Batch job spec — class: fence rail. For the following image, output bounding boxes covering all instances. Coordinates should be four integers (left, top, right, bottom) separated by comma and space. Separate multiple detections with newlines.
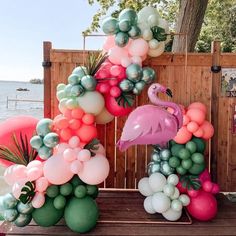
6, 96, 43, 108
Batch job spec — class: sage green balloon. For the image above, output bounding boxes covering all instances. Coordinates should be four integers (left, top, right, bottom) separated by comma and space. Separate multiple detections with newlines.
60, 183, 73, 196
71, 85, 84, 97
126, 64, 143, 82
119, 9, 137, 25
86, 185, 98, 198
36, 118, 53, 136
66, 98, 79, 109
72, 66, 88, 78
32, 197, 64, 227
132, 87, 141, 95
57, 83, 66, 91
56, 90, 66, 101
4, 209, 18, 222
46, 185, 59, 198
135, 81, 146, 91
118, 19, 131, 32
43, 132, 59, 148
81, 75, 97, 91
64, 84, 73, 97
53, 195, 66, 210
30, 135, 43, 150
17, 202, 33, 214
160, 161, 175, 176
128, 25, 141, 39
151, 151, 162, 163
3, 193, 18, 209
115, 32, 129, 47
160, 149, 171, 161
64, 196, 99, 233
141, 67, 156, 84
119, 79, 134, 92
70, 175, 84, 187
14, 213, 32, 227
102, 17, 119, 35
68, 74, 79, 85
74, 185, 87, 199
38, 145, 53, 160
147, 162, 161, 176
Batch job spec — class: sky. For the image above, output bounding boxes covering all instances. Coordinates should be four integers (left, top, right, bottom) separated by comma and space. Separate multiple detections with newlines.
0, 0, 105, 81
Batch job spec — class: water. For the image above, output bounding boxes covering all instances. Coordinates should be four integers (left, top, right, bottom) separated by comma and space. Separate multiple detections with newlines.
0, 81, 44, 194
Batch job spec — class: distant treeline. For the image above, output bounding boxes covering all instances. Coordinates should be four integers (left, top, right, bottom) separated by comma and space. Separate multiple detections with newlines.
30, 78, 44, 84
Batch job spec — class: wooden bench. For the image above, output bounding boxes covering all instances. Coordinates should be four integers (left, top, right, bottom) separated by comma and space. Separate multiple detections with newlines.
2, 190, 236, 236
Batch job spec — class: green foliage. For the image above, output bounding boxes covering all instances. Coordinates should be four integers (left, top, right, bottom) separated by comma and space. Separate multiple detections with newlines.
19, 181, 36, 204
84, 138, 100, 156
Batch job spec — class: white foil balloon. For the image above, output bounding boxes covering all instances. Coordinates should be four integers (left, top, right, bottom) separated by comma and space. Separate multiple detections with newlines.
152, 192, 171, 213
144, 196, 156, 214
162, 208, 182, 221
138, 177, 154, 197
148, 173, 166, 192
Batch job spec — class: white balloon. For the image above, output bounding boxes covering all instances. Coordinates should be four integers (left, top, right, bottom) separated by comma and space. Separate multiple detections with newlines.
142, 29, 153, 41
144, 196, 156, 214
158, 18, 169, 33
152, 192, 171, 213
179, 194, 190, 206
171, 199, 183, 212
138, 177, 154, 197
148, 14, 159, 27
170, 187, 180, 200
138, 6, 160, 25
167, 174, 179, 186
149, 39, 159, 49
77, 91, 105, 116
162, 207, 182, 221
148, 173, 166, 192
163, 184, 175, 197
148, 41, 165, 57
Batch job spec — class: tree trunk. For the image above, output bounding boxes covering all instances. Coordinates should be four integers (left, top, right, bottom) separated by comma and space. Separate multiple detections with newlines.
172, 0, 208, 52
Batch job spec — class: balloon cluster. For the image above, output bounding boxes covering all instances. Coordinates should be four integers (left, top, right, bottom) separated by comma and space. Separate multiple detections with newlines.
174, 102, 214, 144
0, 193, 33, 227
138, 173, 190, 221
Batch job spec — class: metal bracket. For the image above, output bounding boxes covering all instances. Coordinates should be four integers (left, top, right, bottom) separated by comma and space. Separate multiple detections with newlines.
42, 61, 52, 68
211, 65, 221, 73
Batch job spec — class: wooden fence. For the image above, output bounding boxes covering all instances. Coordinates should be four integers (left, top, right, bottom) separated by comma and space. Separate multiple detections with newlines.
43, 41, 236, 191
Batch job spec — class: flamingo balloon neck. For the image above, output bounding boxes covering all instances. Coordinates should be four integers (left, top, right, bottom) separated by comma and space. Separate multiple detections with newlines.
149, 94, 183, 129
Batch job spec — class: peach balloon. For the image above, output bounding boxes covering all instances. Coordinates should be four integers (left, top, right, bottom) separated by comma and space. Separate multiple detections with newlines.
43, 153, 74, 185
54, 117, 69, 129
76, 124, 97, 143
201, 121, 214, 140
187, 121, 199, 133
82, 114, 95, 125
60, 128, 72, 141
174, 126, 192, 144
32, 192, 45, 208
78, 154, 110, 185
69, 119, 81, 130
193, 127, 204, 137
188, 102, 207, 114
63, 109, 72, 118
183, 115, 190, 126
186, 108, 206, 125
35, 177, 49, 192
71, 108, 84, 119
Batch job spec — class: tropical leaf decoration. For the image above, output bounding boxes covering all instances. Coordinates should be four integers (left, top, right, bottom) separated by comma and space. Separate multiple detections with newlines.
86, 51, 108, 76
84, 138, 100, 156
180, 175, 202, 190
151, 26, 167, 42
116, 93, 135, 108
0, 133, 38, 166
19, 181, 36, 204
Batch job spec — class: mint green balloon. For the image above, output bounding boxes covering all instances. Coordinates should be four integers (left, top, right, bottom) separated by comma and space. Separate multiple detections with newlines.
102, 17, 119, 35
68, 74, 80, 85
72, 66, 88, 78
32, 197, 64, 227
17, 202, 33, 215
3, 193, 18, 209
133, 87, 141, 95
53, 195, 66, 210
14, 213, 32, 227
56, 83, 66, 91
38, 145, 53, 160
64, 196, 99, 233
148, 162, 161, 176
126, 64, 143, 82
71, 85, 84, 97
81, 75, 97, 91
141, 67, 156, 84
30, 135, 43, 149
135, 81, 146, 91
119, 79, 134, 92
46, 185, 59, 198
66, 98, 79, 109
43, 132, 59, 148
118, 19, 131, 32
151, 151, 162, 163
115, 32, 129, 47
64, 84, 73, 97
119, 9, 137, 25
128, 25, 141, 39
4, 209, 18, 222
56, 90, 66, 101
36, 118, 53, 136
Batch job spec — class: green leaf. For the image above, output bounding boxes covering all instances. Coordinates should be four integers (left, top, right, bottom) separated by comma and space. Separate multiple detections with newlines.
180, 175, 202, 190
84, 139, 101, 156
115, 93, 135, 108
151, 26, 167, 42
19, 181, 36, 204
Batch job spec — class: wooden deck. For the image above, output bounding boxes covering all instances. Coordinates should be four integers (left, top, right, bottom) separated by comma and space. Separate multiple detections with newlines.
2, 190, 236, 236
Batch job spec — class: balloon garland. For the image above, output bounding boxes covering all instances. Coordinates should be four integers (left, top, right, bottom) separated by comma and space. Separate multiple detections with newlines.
0, 6, 219, 234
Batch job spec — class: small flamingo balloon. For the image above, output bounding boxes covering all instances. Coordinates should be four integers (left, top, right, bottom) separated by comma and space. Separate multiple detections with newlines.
117, 83, 183, 151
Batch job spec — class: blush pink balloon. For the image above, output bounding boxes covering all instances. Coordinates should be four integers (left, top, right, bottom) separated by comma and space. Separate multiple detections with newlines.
63, 148, 77, 162
70, 160, 83, 174
27, 160, 43, 170
56, 143, 70, 154
92, 144, 106, 156
121, 56, 132, 67
128, 38, 149, 57
109, 46, 129, 65
12, 179, 27, 199
131, 56, 142, 66
43, 153, 74, 185
35, 177, 49, 192
77, 149, 91, 162
27, 167, 43, 181
68, 136, 80, 148
174, 126, 192, 144
78, 154, 110, 185
32, 192, 45, 208
4, 165, 26, 185
14, 165, 27, 179
103, 35, 116, 52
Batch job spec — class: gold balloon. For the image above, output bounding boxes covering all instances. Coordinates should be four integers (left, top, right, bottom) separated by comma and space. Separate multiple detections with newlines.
95, 107, 114, 124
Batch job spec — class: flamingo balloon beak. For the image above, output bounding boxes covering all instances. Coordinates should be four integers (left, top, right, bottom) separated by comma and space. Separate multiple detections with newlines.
166, 88, 173, 97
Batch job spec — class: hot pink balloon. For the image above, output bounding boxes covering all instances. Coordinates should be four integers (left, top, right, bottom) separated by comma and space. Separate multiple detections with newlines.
43, 153, 74, 185
128, 38, 149, 57
32, 192, 45, 209
78, 154, 110, 185
35, 177, 49, 192
110, 65, 122, 77
117, 84, 183, 151
109, 46, 129, 65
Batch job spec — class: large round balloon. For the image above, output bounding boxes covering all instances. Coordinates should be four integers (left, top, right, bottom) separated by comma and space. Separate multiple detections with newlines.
64, 196, 99, 233
0, 116, 38, 166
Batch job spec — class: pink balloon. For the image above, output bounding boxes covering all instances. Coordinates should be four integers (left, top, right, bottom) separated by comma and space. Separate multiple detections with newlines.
14, 165, 27, 179
70, 160, 83, 174
77, 149, 91, 162
4, 165, 27, 185
103, 35, 116, 52
56, 143, 70, 154
63, 148, 77, 162
12, 179, 27, 198
68, 136, 80, 148
32, 192, 45, 208
174, 126, 192, 144
27, 160, 43, 170
109, 46, 129, 65
200, 120, 214, 140
128, 38, 149, 57
78, 154, 110, 185
121, 56, 132, 67
43, 153, 74, 185
186, 108, 206, 125
27, 167, 43, 181
131, 56, 142, 66
188, 102, 207, 114
35, 177, 49, 192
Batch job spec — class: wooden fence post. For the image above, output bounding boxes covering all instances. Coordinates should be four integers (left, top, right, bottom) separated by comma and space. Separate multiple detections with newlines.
210, 40, 221, 182
43, 41, 52, 118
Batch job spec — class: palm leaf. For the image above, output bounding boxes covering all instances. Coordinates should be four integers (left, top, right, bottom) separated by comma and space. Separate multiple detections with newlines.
180, 175, 202, 190
19, 181, 36, 204
84, 138, 100, 157
116, 93, 135, 108
151, 26, 167, 42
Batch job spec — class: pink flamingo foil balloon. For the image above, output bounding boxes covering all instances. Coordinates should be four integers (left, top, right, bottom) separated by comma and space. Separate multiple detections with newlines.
117, 83, 183, 151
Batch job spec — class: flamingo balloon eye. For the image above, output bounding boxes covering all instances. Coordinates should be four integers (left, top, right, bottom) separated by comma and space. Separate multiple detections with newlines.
152, 85, 156, 90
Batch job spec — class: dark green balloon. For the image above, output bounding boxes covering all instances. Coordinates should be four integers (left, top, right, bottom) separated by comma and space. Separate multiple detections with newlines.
60, 183, 73, 196
188, 163, 205, 175
168, 156, 180, 168
17, 202, 33, 214
119, 9, 137, 25
160, 161, 174, 176
46, 185, 59, 198
86, 185, 99, 199
53, 195, 66, 210
128, 25, 141, 39
118, 19, 131, 32
115, 32, 129, 47
191, 137, 206, 153
64, 196, 99, 233
74, 185, 87, 199
147, 162, 161, 176
126, 64, 143, 82
32, 197, 64, 227
70, 175, 84, 187
171, 144, 185, 156
119, 79, 134, 92
14, 213, 32, 227
81, 75, 97, 91
102, 17, 119, 35
141, 67, 156, 84
3, 193, 18, 209
150, 151, 162, 163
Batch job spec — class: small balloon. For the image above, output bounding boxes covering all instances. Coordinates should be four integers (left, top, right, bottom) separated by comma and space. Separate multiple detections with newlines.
32, 192, 45, 209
